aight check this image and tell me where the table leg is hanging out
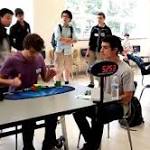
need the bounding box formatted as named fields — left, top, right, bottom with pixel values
left=15, top=126, right=18, bottom=150
left=60, top=115, right=69, bottom=150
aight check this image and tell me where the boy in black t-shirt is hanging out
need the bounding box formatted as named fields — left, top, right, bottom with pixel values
left=10, top=8, right=31, bottom=51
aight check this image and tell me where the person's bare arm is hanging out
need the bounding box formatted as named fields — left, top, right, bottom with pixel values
left=0, top=74, right=22, bottom=87
left=42, top=67, right=56, bottom=82
left=60, top=37, right=77, bottom=44
left=120, top=91, right=133, bottom=105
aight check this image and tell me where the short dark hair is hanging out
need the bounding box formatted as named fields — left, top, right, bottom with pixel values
left=102, top=35, right=123, bottom=53
left=23, top=33, right=45, bottom=52
left=97, top=12, right=105, bottom=18
left=0, top=8, right=13, bottom=17
left=61, top=10, right=72, bottom=20
left=15, top=8, right=24, bottom=16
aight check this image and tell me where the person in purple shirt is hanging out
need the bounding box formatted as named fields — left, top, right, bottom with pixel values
left=0, top=33, right=59, bottom=150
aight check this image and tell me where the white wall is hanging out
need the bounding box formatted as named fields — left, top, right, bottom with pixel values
left=33, top=0, right=65, bottom=58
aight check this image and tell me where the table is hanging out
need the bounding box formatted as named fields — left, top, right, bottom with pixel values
left=0, top=85, right=95, bottom=150
left=140, top=56, right=150, bottom=62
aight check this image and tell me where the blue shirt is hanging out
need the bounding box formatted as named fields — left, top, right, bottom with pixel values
left=54, top=23, right=77, bottom=52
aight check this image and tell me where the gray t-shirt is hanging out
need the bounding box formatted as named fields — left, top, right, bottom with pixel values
left=105, top=61, right=135, bottom=114
left=105, top=61, right=135, bottom=95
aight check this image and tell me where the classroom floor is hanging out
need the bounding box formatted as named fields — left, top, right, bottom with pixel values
left=0, top=70, right=150, bottom=150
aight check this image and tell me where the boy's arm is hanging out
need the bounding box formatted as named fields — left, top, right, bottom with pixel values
left=41, top=67, right=56, bottom=82
left=60, top=37, right=77, bottom=44
left=120, top=70, right=135, bottom=105
left=0, top=74, right=21, bottom=87
left=60, top=26, right=77, bottom=44
left=40, top=56, right=56, bottom=82
left=0, top=57, right=22, bottom=87
left=120, top=91, right=133, bottom=105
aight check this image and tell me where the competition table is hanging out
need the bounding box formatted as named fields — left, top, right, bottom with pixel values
left=0, top=85, right=95, bottom=150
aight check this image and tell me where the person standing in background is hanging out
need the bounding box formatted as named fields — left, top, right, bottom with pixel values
left=122, top=33, right=133, bottom=58
left=10, top=8, right=31, bottom=51
left=54, top=10, right=77, bottom=85
left=86, top=12, right=112, bottom=88
left=0, top=8, right=13, bottom=66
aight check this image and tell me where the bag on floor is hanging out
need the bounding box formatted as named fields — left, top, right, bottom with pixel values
left=119, top=96, right=144, bottom=127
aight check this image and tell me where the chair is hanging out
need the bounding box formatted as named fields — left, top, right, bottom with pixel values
left=72, top=49, right=80, bottom=78
left=80, top=48, right=89, bottom=76
left=80, top=48, right=88, bottom=58
left=132, top=45, right=140, bottom=54
left=127, top=54, right=150, bottom=101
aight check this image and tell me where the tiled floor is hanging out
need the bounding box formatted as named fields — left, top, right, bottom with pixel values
left=1, top=72, right=150, bottom=150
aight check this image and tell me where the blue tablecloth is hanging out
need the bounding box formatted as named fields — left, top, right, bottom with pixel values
left=5, top=86, right=75, bottom=100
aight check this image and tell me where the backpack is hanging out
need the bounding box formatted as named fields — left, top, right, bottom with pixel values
left=119, top=96, right=144, bottom=127
left=51, top=24, right=73, bottom=50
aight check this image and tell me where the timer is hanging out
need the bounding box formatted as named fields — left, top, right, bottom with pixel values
left=88, top=61, right=118, bottom=77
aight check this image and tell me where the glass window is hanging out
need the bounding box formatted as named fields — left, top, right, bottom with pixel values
left=65, top=0, right=149, bottom=39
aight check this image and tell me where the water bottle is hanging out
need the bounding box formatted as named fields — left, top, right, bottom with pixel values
left=111, top=75, right=119, bottom=100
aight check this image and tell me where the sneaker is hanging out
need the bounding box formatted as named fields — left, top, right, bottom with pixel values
left=80, top=143, right=89, bottom=150
left=65, top=81, right=69, bottom=84
left=87, top=83, right=94, bottom=88
left=55, top=136, right=65, bottom=149
left=50, top=147, right=58, bottom=150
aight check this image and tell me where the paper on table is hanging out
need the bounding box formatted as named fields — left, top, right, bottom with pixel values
left=76, top=94, right=91, bottom=100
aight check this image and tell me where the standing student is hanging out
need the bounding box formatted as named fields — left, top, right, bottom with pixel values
left=73, top=35, right=135, bottom=150
left=54, top=10, right=77, bottom=85
left=86, top=12, right=112, bottom=88
left=122, top=33, right=133, bottom=63
left=0, top=8, right=13, bottom=65
left=0, top=33, right=59, bottom=150
left=10, top=8, right=31, bottom=51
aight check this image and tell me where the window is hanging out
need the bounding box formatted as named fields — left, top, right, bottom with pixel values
left=65, top=0, right=149, bottom=39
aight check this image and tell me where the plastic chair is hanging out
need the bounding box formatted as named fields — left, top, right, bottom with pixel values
left=127, top=54, right=150, bottom=101
left=80, top=48, right=88, bottom=58
left=72, top=49, right=80, bottom=78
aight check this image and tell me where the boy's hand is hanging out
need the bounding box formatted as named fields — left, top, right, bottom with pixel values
left=45, top=67, right=56, bottom=81
left=11, top=74, right=22, bottom=87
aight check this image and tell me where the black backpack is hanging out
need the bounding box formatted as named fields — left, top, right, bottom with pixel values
left=51, top=24, right=73, bottom=50
left=119, top=96, right=144, bottom=127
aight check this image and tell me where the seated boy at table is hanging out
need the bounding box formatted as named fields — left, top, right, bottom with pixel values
left=0, top=33, right=59, bottom=150
left=73, top=35, right=135, bottom=150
